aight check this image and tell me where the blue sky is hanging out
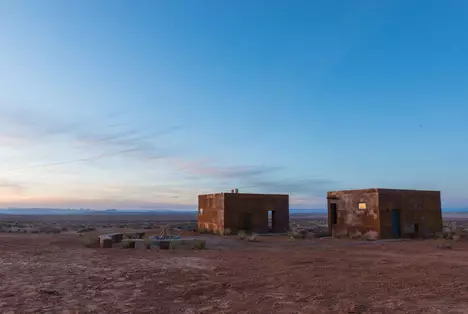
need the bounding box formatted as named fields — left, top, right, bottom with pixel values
left=0, top=1, right=467, bottom=209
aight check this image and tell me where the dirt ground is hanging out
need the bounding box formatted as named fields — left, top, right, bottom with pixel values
left=1, top=231, right=468, bottom=313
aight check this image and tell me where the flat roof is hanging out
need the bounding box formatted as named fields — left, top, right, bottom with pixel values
left=327, top=188, right=440, bottom=194
left=199, top=192, right=288, bottom=197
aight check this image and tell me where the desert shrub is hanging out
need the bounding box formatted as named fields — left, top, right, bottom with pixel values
left=144, top=239, right=151, bottom=249
left=362, top=230, right=378, bottom=241
left=289, top=230, right=307, bottom=239
left=314, top=231, right=331, bottom=238
left=77, top=227, right=96, bottom=233
left=121, top=240, right=134, bottom=249
left=81, top=236, right=99, bottom=248
left=223, top=228, right=232, bottom=236
left=436, top=239, right=452, bottom=249
left=248, top=233, right=258, bottom=242
left=238, top=230, right=246, bottom=240
left=198, top=227, right=210, bottom=234
left=193, top=240, right=206, bottom=250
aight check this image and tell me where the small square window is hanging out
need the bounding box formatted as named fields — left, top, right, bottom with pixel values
left=199, top=208, right=204, bottom=215
left=358, top=203, right=367, bottom=210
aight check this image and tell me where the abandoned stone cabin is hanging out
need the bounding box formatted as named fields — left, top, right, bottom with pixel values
left=197, top=192, right=289, bottom=234
left=327, top=188, right=442, bottom=239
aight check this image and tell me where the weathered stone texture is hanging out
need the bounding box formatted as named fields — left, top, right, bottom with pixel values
left=328, top=188, right=442, bottom=239
left=198, top=193, right=289, bottom=234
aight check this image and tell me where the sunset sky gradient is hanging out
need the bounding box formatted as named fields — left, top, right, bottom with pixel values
left=1, top=1, right=468, bottom=209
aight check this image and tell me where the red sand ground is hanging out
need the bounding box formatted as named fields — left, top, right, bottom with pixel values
left=1, top=233, right=468, bottom=313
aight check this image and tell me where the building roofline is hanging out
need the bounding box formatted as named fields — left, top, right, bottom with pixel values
left=327, top=188, right=440, bottom=194
left=198, top=192, right=289, bottom=197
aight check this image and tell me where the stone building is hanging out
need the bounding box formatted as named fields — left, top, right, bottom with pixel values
left=198, top=192, right=289, bottom=234
left=327, top=188, right=442, bottom=239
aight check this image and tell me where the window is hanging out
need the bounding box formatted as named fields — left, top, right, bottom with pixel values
left=359, top=202, right=367, bottom=210
left=199, top=208, right=204, bottom=215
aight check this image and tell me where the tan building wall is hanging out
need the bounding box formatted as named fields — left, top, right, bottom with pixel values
left=327, top=189, right=380, bottom=238
left=327, top=188, right=442, bottom=239
left=197, top=193, right=225, bottom=233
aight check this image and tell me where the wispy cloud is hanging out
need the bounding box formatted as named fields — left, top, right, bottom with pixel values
left=0, top=108, right=334, bottom=209
left=170, top=158, right=334, bottom=205
left=0, top=108, right=179, bottom=167
left=173, top=160, right=283, bottom=179
left=0, top=179, right=27, bottom=193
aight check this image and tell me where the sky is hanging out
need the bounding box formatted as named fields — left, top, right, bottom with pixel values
left=0, top=0, right=467, bottom=210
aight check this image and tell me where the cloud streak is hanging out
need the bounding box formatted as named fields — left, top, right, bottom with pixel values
left=171, top=158, right=335, bottom=205
left=0, top=108, right=180, bottom=165
left=0, top=179, right=27, bottom=193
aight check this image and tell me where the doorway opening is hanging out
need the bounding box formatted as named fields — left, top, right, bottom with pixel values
left=239, top=213, right=252, bottom=231
left=330, top=203, right=337, bottom=225
left=391, top=209, right=401, bottom=237
left=268, top=210, right=276, bottom=232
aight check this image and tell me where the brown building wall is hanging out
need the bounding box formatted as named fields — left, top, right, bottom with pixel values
left=224, top=193, right=289, bottom=233
left=378, top=189, right=442, bottom=238
left=197, top=193, right=289, bottom=234
left=197, top=193, right=224, bottom=233
left=327, top=189, right=380, bottom=237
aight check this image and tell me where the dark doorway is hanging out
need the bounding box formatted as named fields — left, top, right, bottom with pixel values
left=268, top=210, right=276, bottom=232
left=330, top=203, right=337, bottom=225
left=391, top=209, right=401, bottom=237
left=239, top=213, right=252, bottom=231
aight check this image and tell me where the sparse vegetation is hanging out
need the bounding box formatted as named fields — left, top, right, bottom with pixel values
left=238, top=230, right=246, bottom=240
left=436, top=239, right=453, bottom=249
left=121, top=240, right=135, bottom=249
left=248, top=233, right=258, bottom=242
left=197, top=227, right=209, bottom=234
left=80, top=235, right=99, bottom=248
left=193, top=240, right=206, bottom=249
left=77, top=227, right=96, bottom=233
left=289, top=229, right=307, bottom=239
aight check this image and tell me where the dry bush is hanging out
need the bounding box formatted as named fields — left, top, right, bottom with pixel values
left=314, top=231, right=331, bottom=238
left=193, top=240, right=206, bottom=250
left=238, top=230, right=246, bottom=240
left=80, top=235, right=99, bottom=248
left=349, top=230, right=363, bottom=240
left=77, top=227, right=96, bottom=233
left=223, top=228, right=232, bottom=236
left=123, top=234, right=134, bottom=240
left=121, top=240, right=135, bottom=249
left=197, top=227, right=209, bottom=234
left=248, top=233, right=258, bottom=242
left=362, top=230, right=378, bottom=241
left=289, top=229, right=307, bottom=239
left=436, top=239, right=452, bottom=249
